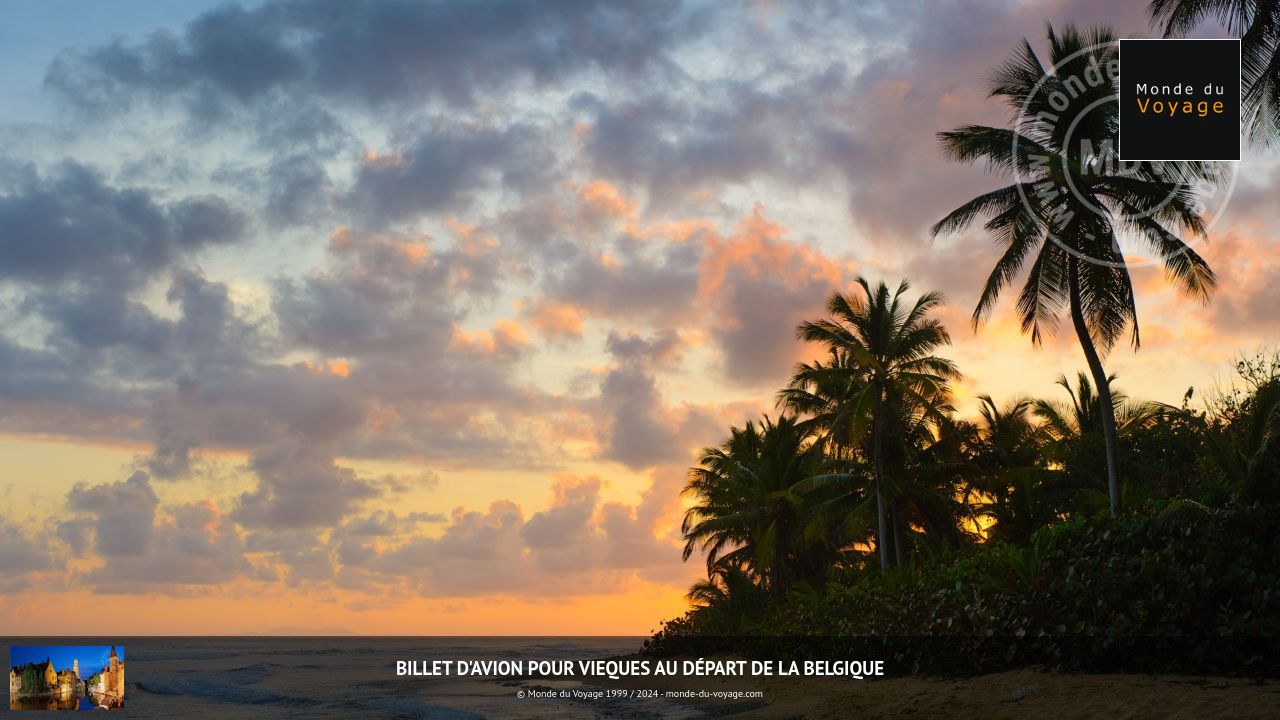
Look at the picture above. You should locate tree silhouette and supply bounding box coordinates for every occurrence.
[932,24,1216,512]
[1150,0,1280,143]
[793,278,959,568]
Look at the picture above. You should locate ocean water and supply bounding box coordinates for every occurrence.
[111,637,707,719]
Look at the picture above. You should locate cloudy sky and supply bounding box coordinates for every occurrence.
[1,0,1276,635]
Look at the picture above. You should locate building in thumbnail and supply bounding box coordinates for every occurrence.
[8,660,59,696]
[55,659,80,695]
[94,647,124,702]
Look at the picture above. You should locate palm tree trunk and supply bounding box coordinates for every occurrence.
[893,502,907,568]
[1067,258,1122,513]
[873,400,891,571]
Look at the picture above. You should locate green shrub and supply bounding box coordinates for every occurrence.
[648,503,1280,676]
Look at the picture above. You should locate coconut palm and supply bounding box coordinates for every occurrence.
[789,381,969,568]
[779,352,866,456]
[888,402,974,555]
[1033,372,1169,443]
[779,353,880,560]
[970,395,1044,475]
[931,24,1217,513]
[962,395,1059,543]
[1035,372,1172,509]
[1149,0,1280,142]
[793,278,960,570]
[681,414,830,598]
[685,565,770,633]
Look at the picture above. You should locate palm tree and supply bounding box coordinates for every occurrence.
[932,24,1217,513]
[681,415,829,598]
[962,395,1058,543]
[788,382,970,568]
[780,352,866,456]
[779,353,880,560]
[1033,372,1169,443]
[685,565,770,633]
[1034,372,1170,508]
[888,402,973,555]
[793,278,960,569]
[1149,0,1280,142]
[970,395,1043,475]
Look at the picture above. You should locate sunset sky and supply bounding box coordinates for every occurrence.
[11,645,121,675]
[1,0,1277,635]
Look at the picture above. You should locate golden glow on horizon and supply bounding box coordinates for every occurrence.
[0,584,694,637]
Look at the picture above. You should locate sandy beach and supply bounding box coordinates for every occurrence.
[596,666,1280,719]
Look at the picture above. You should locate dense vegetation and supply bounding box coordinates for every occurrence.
[650,294,1280,673]
[14,661,51,695]
[650,15,1280,676]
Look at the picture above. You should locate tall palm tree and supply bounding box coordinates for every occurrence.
[780,352,866,456]
[931,24,1217,513]
[793,278,960,570]
[779,353,880,558]
[1149,0,1280,142]
[681,415,829,598]
[788,381,969,568]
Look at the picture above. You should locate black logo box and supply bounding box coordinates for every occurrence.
[1119,38,1241,162]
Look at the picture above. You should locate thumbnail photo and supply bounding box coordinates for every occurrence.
[9,646,124,711]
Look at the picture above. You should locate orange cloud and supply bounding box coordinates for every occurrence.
[329,226,430,267]
[359,148,405,170]
[695,205,858,384]
[446,218,497,257]
[578,180,638,220]
[698,205,849,300]
[297,359,353,378]
[522,299,586,342]
[451,319,530,359]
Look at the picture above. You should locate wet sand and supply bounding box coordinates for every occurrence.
[595,665,1280,719]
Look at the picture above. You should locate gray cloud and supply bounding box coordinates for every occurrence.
[64,471,158,557]
[0,520,61,592]
[46,0,704,113]
[343,122,552,226]
[0,162,257,444]
[368,473,687,597]
[547,236,702,325]
[85,498,248,592]
[573,70,853,208]
[702,211,850,386]
[605,329,682,368]
[48,471,251,593]
[334,509,445,567]
[234,440,380,529]
[0,161,244,289]
[521,477,600,551]
[598,364,683,470]
[372,499,527,595]
[263,153,333,227]
[272,228,479,355]
[0,268,273,456]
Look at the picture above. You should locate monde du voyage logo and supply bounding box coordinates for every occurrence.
[1119,38,1241,161]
